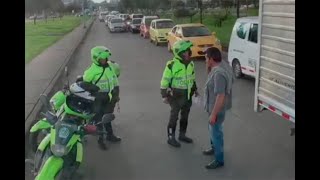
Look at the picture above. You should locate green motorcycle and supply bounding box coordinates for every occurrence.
[26,90,115,180]
[28,72,96,153]
[29,91,68,153]
[29,67,71,153]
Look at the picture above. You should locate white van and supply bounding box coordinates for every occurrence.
[228,16,259,78]
[119,14,129,21]
[99,11,108,22]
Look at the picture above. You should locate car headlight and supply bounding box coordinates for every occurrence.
[51,144,67,157]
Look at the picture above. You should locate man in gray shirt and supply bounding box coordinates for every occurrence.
[202,47,234,169]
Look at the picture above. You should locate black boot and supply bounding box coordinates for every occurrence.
[97,136,107,150]
[178,133,193,143]
[105,122,121,142]
[167,127,181,148]
[106,134,122,142]
[167,137,181,147]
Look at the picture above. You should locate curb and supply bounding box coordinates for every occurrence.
[25,17,95,157]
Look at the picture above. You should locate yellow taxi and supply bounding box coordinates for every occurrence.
[167,23,222,58]
[149,19,175,46]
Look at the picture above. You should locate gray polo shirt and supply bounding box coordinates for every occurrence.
[204,70,232,115]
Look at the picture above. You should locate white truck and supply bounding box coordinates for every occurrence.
[254,0,295,135]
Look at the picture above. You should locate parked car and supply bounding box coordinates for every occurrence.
[130,14,143,20]
[99,11,108,22]
[105,15,115,26]
[119,14,130,21]
[29,15,36,19]
[110,11,120,15]
[149,19,175,46]
[167,23,222,58]
[29,15,45,19]
[140,16,159,38]
[127,18,142,33]
[228,16,258,78]
[108,18,126,33]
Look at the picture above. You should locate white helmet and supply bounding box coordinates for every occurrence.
[69,83,95,101]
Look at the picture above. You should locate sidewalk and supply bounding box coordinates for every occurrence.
[25,18,95,134]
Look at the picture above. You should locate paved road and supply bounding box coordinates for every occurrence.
[60,19,294,179]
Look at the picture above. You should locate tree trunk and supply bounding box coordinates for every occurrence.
[236,0,240,18]
[200,9,202,24]
[198,0,203,24]
[246,0,248,16]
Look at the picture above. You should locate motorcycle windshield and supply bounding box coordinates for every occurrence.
[54,120,78,146]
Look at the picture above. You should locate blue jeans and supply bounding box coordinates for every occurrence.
[208,111,225,163]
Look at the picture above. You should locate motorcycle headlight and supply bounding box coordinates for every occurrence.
[51,144,67,157]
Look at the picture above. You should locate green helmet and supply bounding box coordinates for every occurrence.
[172,40,193,58]
[91,46,112,65]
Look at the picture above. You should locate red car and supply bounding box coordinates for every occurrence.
[140,16,159,39]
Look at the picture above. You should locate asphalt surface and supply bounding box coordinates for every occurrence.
[38,19,295,179]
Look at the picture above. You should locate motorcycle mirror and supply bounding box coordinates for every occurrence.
[64,66,68,77]
[39,94,51,112]
[64,66,70,87]
[102,113,115,124]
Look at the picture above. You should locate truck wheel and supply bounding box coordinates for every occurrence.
[232,59,243,78]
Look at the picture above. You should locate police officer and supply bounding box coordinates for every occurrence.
[160,40,198,148]
[82,46,121,150]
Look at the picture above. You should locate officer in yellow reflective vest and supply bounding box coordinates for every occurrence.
[160,40,199,148]
[82,46,121,150]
